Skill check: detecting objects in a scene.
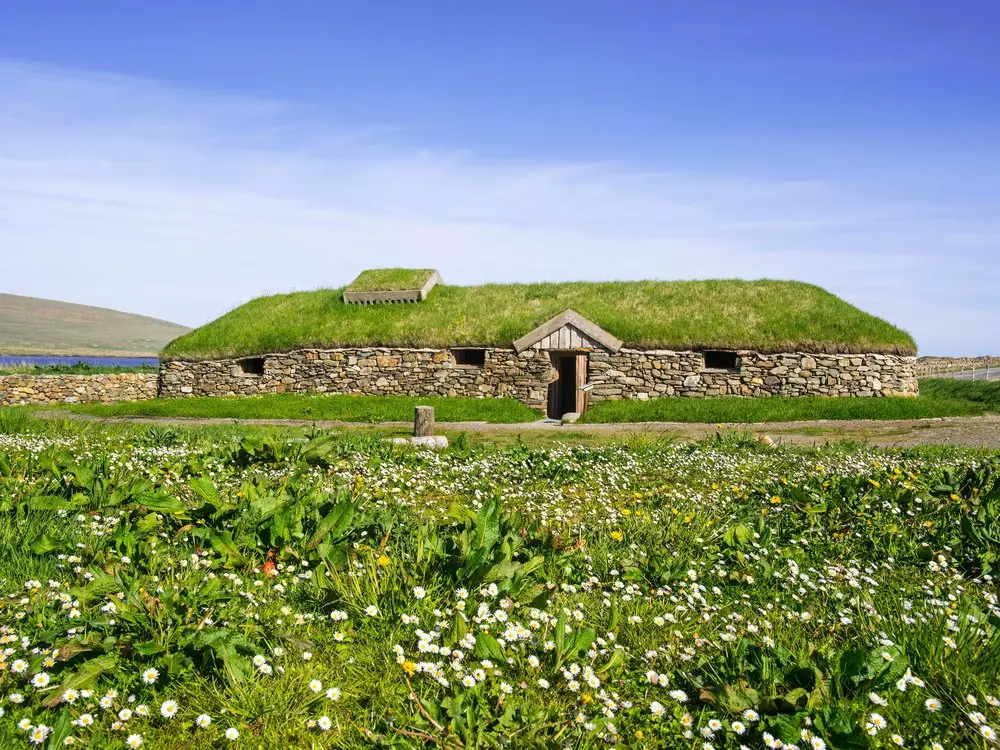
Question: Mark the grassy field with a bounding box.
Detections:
[65,393,543,423]
[0,293,188,356]
[919,377,1000,412]
[0,417,996,748]
[162,279,916,361]
[581,390,986,423]
[0,363,157,375]
[64,380,1000,425]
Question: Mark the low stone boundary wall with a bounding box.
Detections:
[0,374,158,407]
[916,356,995,377]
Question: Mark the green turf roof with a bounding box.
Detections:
[346,268,437,293]
[163,278,917,360]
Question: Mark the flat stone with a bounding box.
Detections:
[390,436,449,448]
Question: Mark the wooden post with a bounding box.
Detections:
[414,406,435,437]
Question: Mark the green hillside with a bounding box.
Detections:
[0,293,190,357]
[164,277,915,361]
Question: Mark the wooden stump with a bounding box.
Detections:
[414,406,435,437]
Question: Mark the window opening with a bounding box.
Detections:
[703,351,739,371]
[238,357,265,376]
[452,349,486,367]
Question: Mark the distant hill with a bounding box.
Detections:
[0,293,190,357]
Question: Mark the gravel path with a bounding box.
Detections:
[41,411,1000,448]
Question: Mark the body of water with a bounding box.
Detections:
[0,355,159,368]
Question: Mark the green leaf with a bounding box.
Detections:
[713,682,760,713]
[249,492,282,520]
[49,706,73,747]
[565,628,596,660]
[189,477,223,506]
[819,707,854,735]
[597,647,625,676]
[450,611,468,644]
[136,493,186,514]
[134,641,167,656]
[208,530,245,566]
[447,503,477,525]
[307,500,357,548]
[474,497,501,552]
[554,612,567,668]
[474,633,505,662]
[723,523,753,548]
[29,533,61,555]
[27,494,74,511]
[43,654,118,707]
[519,555,546,576]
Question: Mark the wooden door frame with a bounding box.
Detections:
[547,351,590,417]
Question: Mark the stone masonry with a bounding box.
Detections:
[160,347,918,408]
[0,373,158,407]
[587,350,918,401]
[159,348,554,409]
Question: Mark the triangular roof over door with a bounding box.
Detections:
[512,309,623,353]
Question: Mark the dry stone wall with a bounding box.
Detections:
[159,348,554,409]
[588,350,918,400]
[161,347,918,408]
[915,356,995,377]
[0,373,158,407]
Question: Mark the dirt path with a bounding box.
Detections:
[40,410,1000,448]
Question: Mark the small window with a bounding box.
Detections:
[238,357,265,376]
[452,348,486,367]
[703,351,739,371]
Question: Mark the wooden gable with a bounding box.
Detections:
[512,309,622,353]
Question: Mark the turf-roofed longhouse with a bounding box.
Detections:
[160,269,918,416]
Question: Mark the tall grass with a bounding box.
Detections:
[919,377,1000,412]
[0,407,41,434]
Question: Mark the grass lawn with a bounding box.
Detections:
[0,363,157,375]
[581,387,992,423]
[918,376,1000,412]
[61,379,1000,425]
[163,279,915,360]
[65,393,543,423]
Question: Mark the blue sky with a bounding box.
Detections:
[1,1,997,354]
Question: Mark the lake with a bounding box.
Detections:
[0,355,159,368]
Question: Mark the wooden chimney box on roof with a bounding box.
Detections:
[342,270,441,305]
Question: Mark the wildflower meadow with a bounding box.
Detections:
[0,422,997,748]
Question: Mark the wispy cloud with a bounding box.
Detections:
[0,60,996,354]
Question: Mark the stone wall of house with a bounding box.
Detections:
[588,350,918,400]
[159,348,554,409]
[0,374,158,407]
[160,347,918,410]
